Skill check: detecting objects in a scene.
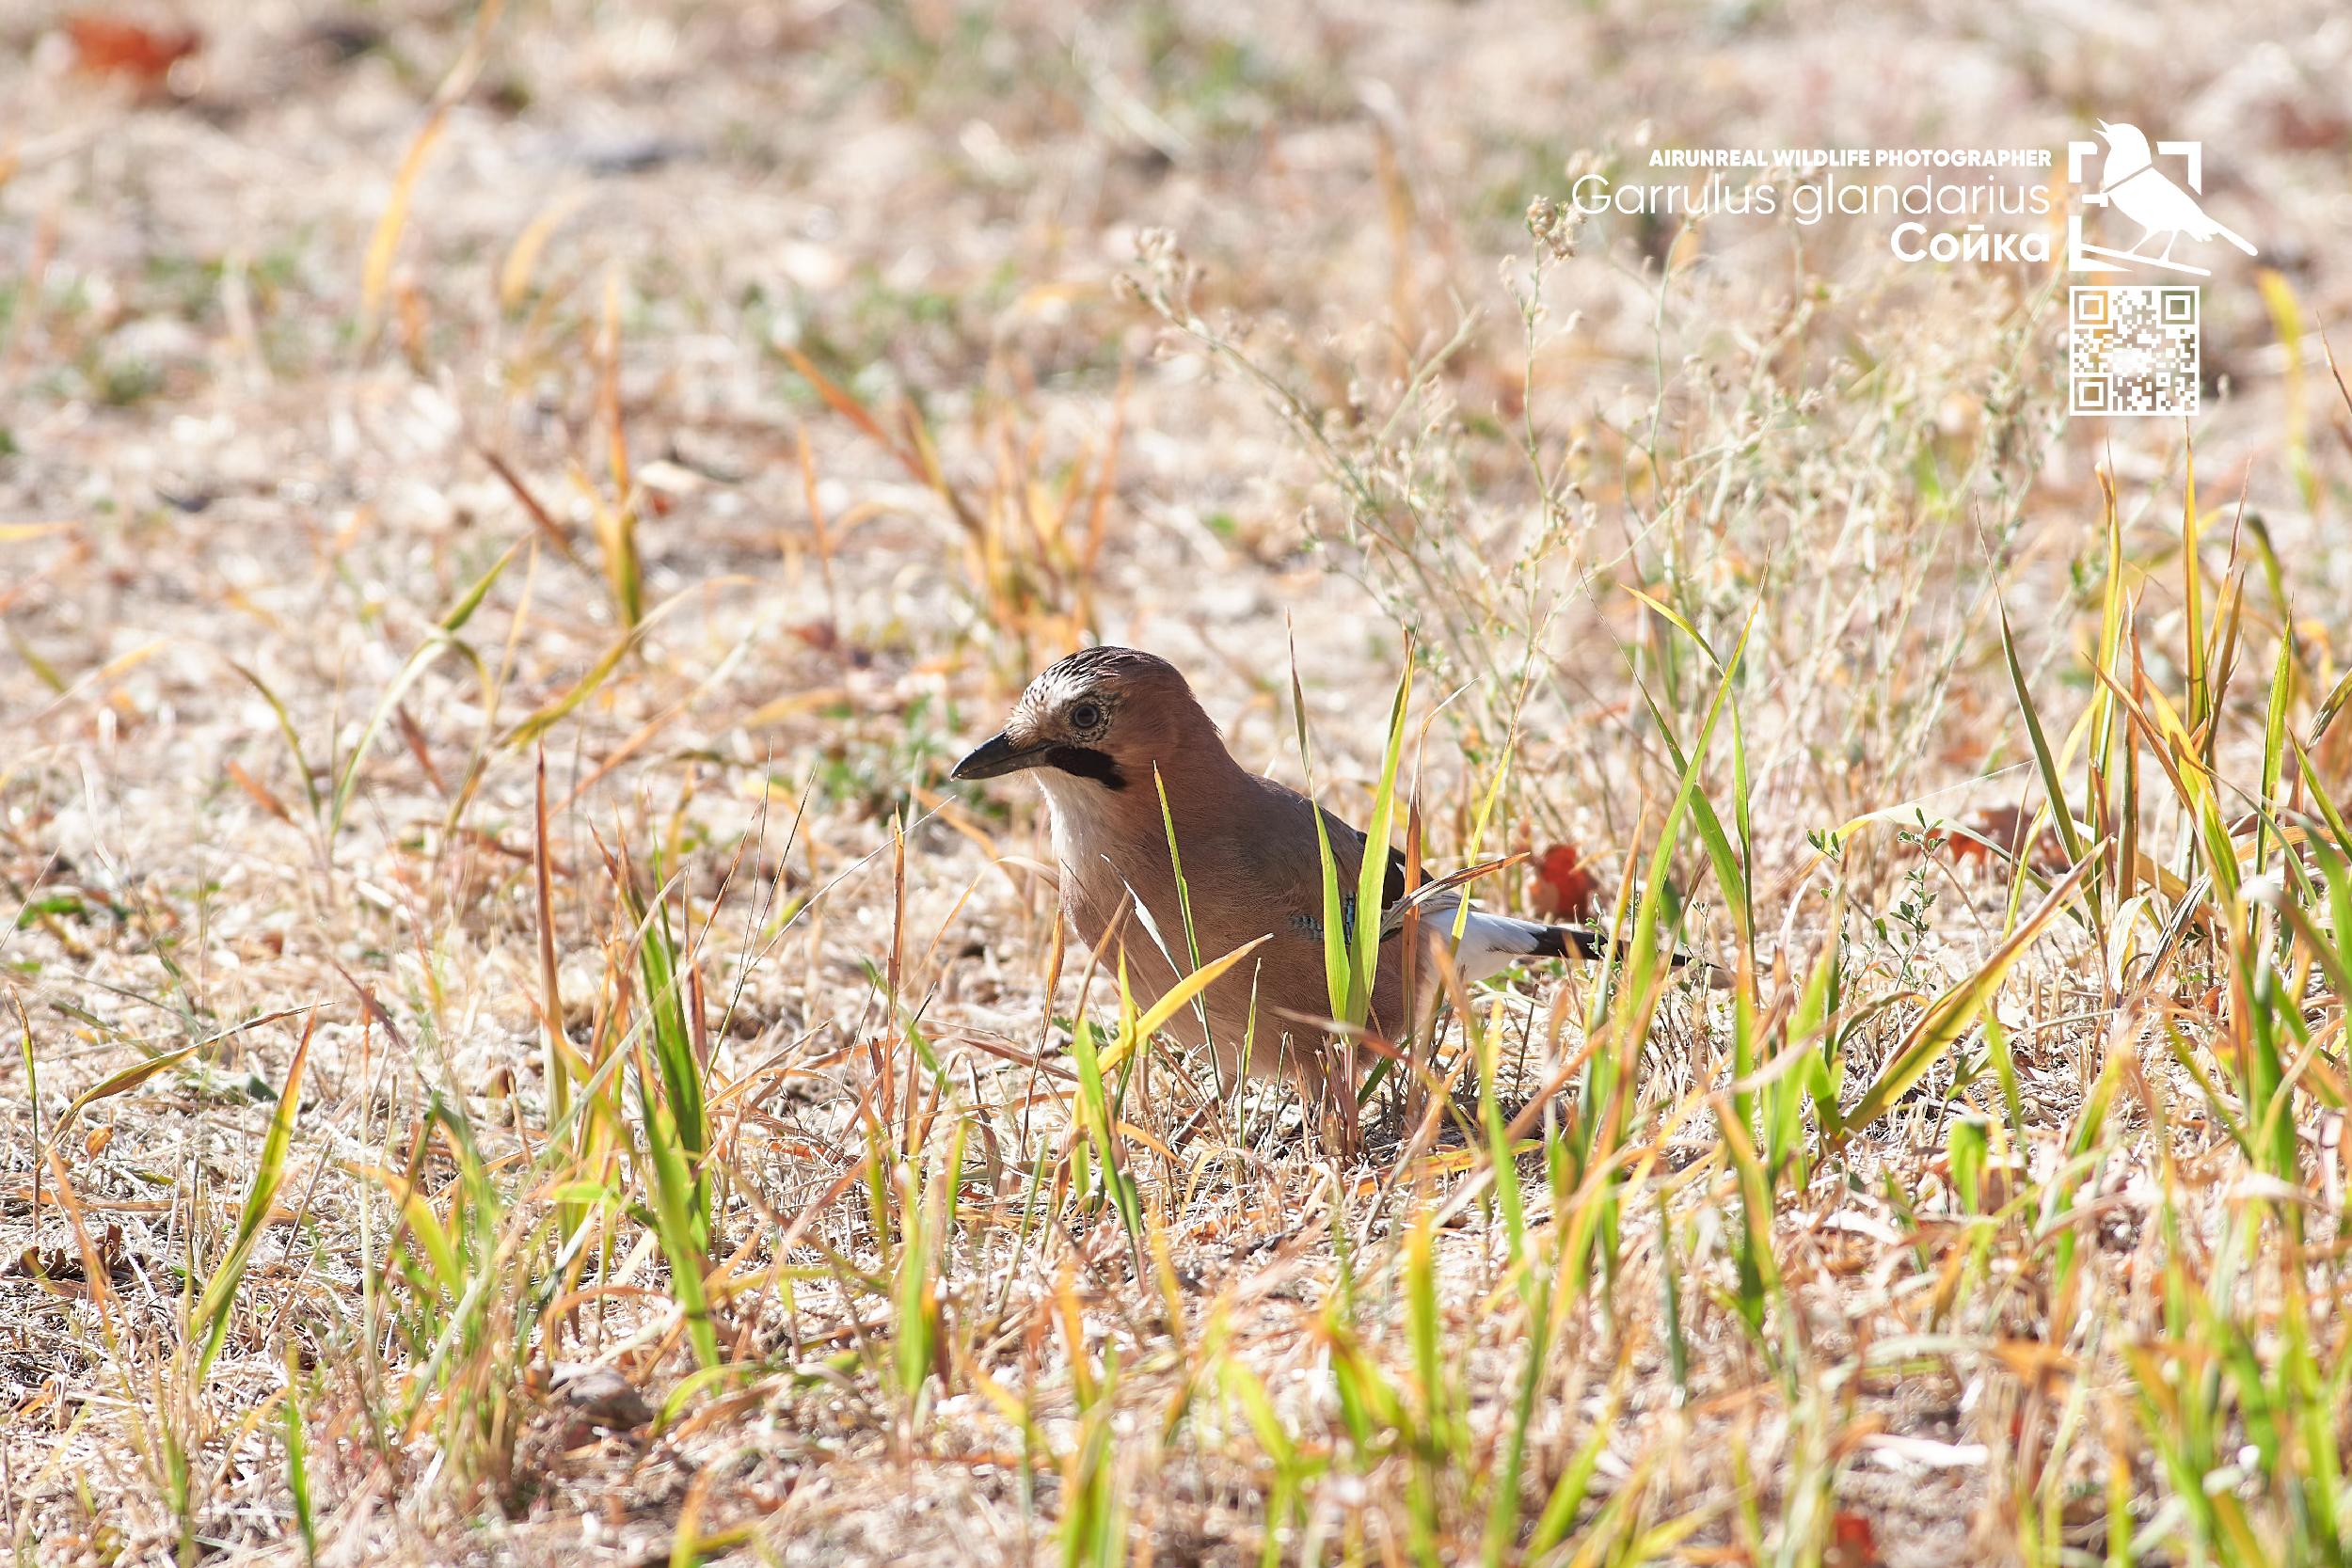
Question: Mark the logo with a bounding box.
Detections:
[2064,120,2256,418]
[2065,121,2256,277]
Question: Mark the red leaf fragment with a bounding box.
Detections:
[1527,841,1598,921]
[64,14,201,87]
[1826,1511,1880,1568]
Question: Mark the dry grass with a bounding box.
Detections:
[5,2,2352,1564]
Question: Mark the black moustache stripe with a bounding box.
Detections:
[1046,746,1126,790]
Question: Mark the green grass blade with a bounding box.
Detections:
[1348,655,1413,1024]
[1998,596,2090,875]
[193,1014,316,1379]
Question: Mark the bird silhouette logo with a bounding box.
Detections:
[2067,121,2257,277]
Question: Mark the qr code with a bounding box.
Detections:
[2071,286,2199,416]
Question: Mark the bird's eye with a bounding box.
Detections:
[1068,701,1103,732]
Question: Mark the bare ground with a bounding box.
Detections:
[4,2,2351,1564]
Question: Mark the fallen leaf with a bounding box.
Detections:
[1527,841,1598,921]
[12,1224,134,1297]
[1825,1510,1879,1568]
[1949,804,2070,874]
[64,14,200,88]
[550,1363,654,1432]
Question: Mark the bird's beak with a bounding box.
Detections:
[951,731,1047,782]
[2095,119,2114,138]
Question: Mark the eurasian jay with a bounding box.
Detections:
[951,647,1634,1087]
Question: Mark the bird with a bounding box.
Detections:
[2092,120,2256,264]
[950,647,1669,1095]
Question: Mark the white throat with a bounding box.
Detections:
[1034,769,1123,874]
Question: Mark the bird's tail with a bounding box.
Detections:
[1447,910,1717,986]
[1528,924,1609,962]
[1528,922,1712,978]
[1398,890,1719,986]
[2215,222,2257,256]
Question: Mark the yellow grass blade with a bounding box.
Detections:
[1100,934,1270,1072]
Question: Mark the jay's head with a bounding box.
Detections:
[951,646,1216,796]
